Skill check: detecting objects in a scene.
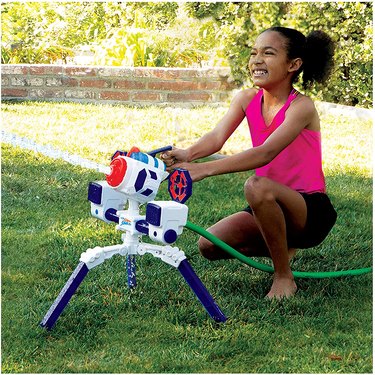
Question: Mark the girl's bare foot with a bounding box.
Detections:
[266,276,297,300]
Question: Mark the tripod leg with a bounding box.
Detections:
[40,262,89,330]
[178,259,227,323]
[126,255,137,289]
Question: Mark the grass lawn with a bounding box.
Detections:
[1,101,372,373]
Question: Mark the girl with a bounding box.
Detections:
[161,27,337,299]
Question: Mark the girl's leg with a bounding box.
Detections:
[198,211,270,260]
[244,176,307,299]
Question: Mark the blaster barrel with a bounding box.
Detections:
[106,153,168,204]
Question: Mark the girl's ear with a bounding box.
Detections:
[288,58,303,73]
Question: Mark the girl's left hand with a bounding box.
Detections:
[172,161,207,182]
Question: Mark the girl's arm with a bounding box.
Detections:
[174,96,318,181]
[162,89,256,163]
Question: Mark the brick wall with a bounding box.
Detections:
[1,64,239,106]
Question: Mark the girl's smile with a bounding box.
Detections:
[253,69,268,77]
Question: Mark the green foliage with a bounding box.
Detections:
[1,2,372,107]
[187,2,285,82]
[1,2,179,66]
[284,2,373,107]
[1,2,74,63]
[186,2,284,80]
[124,2,179,30]
[93,6,222,68]
[186,2,373,107]
[94,26,154,67]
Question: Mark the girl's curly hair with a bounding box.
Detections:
[266,26,335,89]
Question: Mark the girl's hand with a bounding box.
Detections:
[161,148,208,181]
[172,161,208,182]
[160,148,190,168]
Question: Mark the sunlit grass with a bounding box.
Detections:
[2,101,371,176]
[1,100,372,373]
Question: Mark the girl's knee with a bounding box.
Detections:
[244,176,274,207]
[244,175,270,193]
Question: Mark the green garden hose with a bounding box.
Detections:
[185,221,372,279]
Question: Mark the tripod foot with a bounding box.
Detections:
[40,262,89,330]
[178,259,227,323]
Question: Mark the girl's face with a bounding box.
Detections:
[249,31,297,89]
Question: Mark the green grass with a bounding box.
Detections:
[1,101,372,373]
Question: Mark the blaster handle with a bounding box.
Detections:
[148,145,173,158]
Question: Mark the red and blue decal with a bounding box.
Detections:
[168,169,192,204]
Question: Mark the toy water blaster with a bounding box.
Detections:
[40,146,227,330]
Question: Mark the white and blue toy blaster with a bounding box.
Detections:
[40,146,227,330]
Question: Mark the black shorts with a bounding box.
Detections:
[243,192,337,249]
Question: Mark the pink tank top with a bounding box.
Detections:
[245,89,326,194]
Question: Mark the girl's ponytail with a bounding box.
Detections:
[303,30,335,89]
[265,27,335,89]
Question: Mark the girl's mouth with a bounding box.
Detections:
[253,69,268,77]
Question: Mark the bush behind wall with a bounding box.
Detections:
[2,2,372,108]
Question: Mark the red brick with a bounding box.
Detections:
[168,92,211,102]
[2,88,28,97]
[1,77,9,86]
[62,77,78,87]
[10,77,28,86]
[41,89,65,98]
[132,92,161,101]
[198,80,238,91]
[219,80,238,90]
[1,65,29,75]
[99,91,130,101]
[148,81,198,91]
[79,79,111,88]
[64,67,96,77]
[29,77,44,86]
[65,89,95,99]
[98,67,135,77]
[29,89,46,98]
[171,69,201,79]
[135,68,199,80]
[30,65,63,75]
[0,65,236,105]
[218,92,233,101]
[198,81,223,90]
[113,80,146,90]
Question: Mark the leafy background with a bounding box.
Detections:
[1,2,373,108]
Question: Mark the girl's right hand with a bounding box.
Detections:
[160,148,190,169]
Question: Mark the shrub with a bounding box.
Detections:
[186,2,373,108]
[1,2,372,107]
[93,6,222,68]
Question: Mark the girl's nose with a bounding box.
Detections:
[249,55,263,67]
[253,54,263,64]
